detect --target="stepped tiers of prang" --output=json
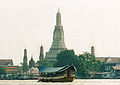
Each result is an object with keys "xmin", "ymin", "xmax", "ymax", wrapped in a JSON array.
[{"xmin": 45, "ymin": 9, "xmax": 67, "ymax": 62}]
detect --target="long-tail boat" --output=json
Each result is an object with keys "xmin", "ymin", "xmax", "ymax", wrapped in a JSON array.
[{"xmin": 38, "ymin": 65, "xmax": 76, "ymax": 82}]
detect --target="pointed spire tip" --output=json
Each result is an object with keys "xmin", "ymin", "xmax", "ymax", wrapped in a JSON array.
[{"xmin": 58, "ymin": 7, "xmax": 60, "ymax": 12}]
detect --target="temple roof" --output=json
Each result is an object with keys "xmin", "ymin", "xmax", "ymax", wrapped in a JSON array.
[
  {"xmin": 105, "ymin": 60, "xmax": 120, "ymax": 64},
  {"xmin": 112, "ymin": 66, "xmax": 120, "ymax": 70},
  {"xmin": 0, "ymin": 59, "xmax": 13, "ymax": 65},
  {"xmin": 96, "ymin": 57, "xmax": 120, "ymax": 62}
]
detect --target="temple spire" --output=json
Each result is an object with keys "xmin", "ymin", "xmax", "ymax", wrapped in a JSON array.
[
  {"xmin": 46, "ymin": 9, "xmax": 66, "ymax": 62},
  {"xmin": 23, "ymin": 48, "xmax": 28, "ymax": 72},
  {"xmin": 91, "ymin": 46, "xmax": 95, "ymax": 57},
  {"xmin": 39, "ymin": 45, "xmax": 44, "ymax": 60},
  {"xmin": 56, "ymin": 9, "xmax": 61, "ymax": 25},
  {"xmin": 58, "ymin": 8, "xmax": 59, "ymax": 12},
  {"xmin": 29, "ymin": 56, "xmax": 35, "ymax": 68}
]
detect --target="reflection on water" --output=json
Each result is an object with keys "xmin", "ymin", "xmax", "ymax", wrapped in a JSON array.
[{"xmin": 0, "ymin": 79, "xmax": 120, "ymax": 85}]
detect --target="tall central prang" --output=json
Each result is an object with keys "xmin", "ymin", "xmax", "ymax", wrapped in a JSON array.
[{"xmin": 46, "ymin": 9, "xmax": 67, "ymax": 62}]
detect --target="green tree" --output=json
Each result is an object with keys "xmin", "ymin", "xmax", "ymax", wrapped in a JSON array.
[
  {"xmin": 55, "ymin": 50, "xmax": 76, "ymax": 67},
  {"xmin": 0, "ymin": 66, "xmax": 6, "ymax": 75},
  {"xmin": 77, "ymin": 52, "xmax": 102, "ymax": 78},
  {"xmin": 55, "ymin": 50, "xmax": 102, "ymax": 78},
  {"xmin": 37, "ymin": 59, "xmax": 53, "ymax": 69},
  {"xmin": 77, "ymin": 53, "xmax": 89, "ymax": 78}
]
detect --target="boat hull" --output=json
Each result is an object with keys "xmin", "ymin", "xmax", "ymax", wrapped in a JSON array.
[
  {"xmin": 38, "ymin": 74, "xmax": 75, "ymax": 82},
  {"xmin": 38, "ymin": 76, "xmax": 75, "ymax": 82}
]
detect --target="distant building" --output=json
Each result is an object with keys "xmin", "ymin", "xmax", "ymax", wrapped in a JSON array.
[
  {"xmin": 0, "ymin": 59, "xmax": 22, "ymax": 74},
  {"xmin": 104, "ymin": 57, "xmax": 112, "ymax": 62},
  {"xmin": 0, "ymin": 59, "xmax": 13, "ymax": 65},
  {"xmin": 4, "ymin": 66, "xmax": 22, "ymax": 74},
  {"xmin": 104, "ymin": 60, "xmax": 120, "ymax": 72},
  {"xmin": 90, "ymin": 46, "xmax": 120, "ymax": 62},
  {"xmin": 93, "ymin": 58, "xmax": 120, "ymax": 78},
  {"xmin": 46, "ymin": 9, "xmax": 67, "ymax": 62},
  {"xmin": 94, "ymin": 72, "xmax": 115, "ymax": 79},
  {"xmin": 95, "ymin": 60, "xmax": 120, "ymax": 78},
  {"xmin": 90, "ymin": 46, "xmax": 120, "ymax": 78},
  {"xmin": 23, "ymin": 48, "xmax": 29, "ymax": 72},
  {"xmin": 27, "ymin": 67, "xmax": 39, "ymax": 75},
  {"xmin": 96, "ymin": 57, "xmax": 120, "ymax": 62}
]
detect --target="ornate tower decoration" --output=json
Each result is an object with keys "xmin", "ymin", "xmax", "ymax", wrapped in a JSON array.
[
  {"xmin": 91, "ymin": 46, "xmax": 95, "ymax": 57},
  {"xmin": 29, "ymin": 57, "xmax": 35, "ymax": 68},
  {"xmin": 23, "ymin": 48, "xmax": 29, "ymax": 72},
  {"xmin": 46, "ymin": 9, "xmax": 67, "ymax": 62},
  {"xmin": 39, "ymin": 45, "xmax": 44, "ymax": 60}
]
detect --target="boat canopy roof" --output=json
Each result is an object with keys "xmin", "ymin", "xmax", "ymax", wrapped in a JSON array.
[{"xmin": 39, "ymin": 65, "xmax": 75, "ymax": 73}]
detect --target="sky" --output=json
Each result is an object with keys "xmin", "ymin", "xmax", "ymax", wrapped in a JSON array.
[{"xmin": 0, "ymin": 0, "xmax": 120, "ymax": 65}]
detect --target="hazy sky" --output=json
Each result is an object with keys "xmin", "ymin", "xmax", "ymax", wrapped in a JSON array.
[{"xmin": 0, "ymin": 0, "xmax": 120, "ymax": 65}]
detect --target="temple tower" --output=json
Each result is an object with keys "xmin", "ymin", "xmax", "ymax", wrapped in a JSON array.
[
  {"xmin": 39, "ymin": 45, "xmax": 44, "ymax": 60},
  {"xmin": 29, "ymin": 57, "xmax": 35, "ymax": 68},
  {"xmin": 46, "ymin": 9, "xmax": 67, "ymax": 62},
  {"xmin": 23, "ymin": 48, "xmax": 28, "ymax": 72},
  {"xmin": 91, "ymin": 46, "xmax": 95, "ymax": 57}
]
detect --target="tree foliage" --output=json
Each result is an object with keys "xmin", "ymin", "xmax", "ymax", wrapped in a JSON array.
[
  {"xmin": 0, "ymin": 66, "xmax": 6, "ymax": 75},
  {"xmin": 37, "ymin": 59, "xmax": 53, "ymax": 69},
  {"xmin": 54, "ymin": 50, "xmax": 76, "ymax": 67},
  {"xmin": 55, "ymin": 50, "xmax": 102, "ymax": 78},
  {"xmin": 77, "ymin": 52, "xmax": 102, "ymax": 78}
]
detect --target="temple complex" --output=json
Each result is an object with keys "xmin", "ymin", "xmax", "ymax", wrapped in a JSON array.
[{"xmin": 45, "ymin": 9, "xmax": 67, "ymax": 62}]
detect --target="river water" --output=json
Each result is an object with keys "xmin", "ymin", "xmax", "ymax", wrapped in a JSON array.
[{"xmin": 0, "ymin": 79, "xmax": 120, "ymax": 85}]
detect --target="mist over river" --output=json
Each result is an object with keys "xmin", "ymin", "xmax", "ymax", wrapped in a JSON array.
[{"xmin": 0, "ymin": 79, "xmax": 120, "ymax": 85}]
